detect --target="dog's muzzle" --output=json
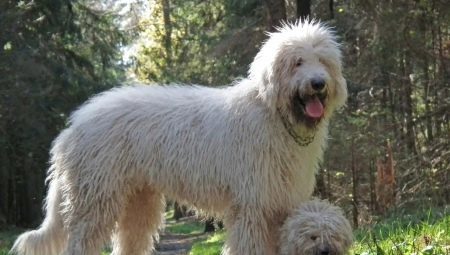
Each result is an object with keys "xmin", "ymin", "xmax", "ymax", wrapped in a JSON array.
[
  {"xmin": 315, "ymin": 245, "xmax": 335, "ymax": 255},
  {"xmin": 279, "ymin": 78, "xmax": 328, "ymax": 146},
  {"xmin": 292, "ymin": 82, "xmax": 328, "ymax": 126}
]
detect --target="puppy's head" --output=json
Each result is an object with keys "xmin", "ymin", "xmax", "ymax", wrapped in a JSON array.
[
  {"xmin": 249, "ymin": 20, "xmax": 347, "ymax": 131},
  {"xmin": 279, "ymin": 200, "xmax": 353, "ymax": 255}
]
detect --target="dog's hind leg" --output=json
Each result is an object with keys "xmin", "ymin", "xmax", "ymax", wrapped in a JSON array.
[
  {"xmin": 111, "ymin": 186, "xmax": 165, "ymax": 255},
  {"xmin": 62, "ymin": 189, "xmax": 124, "ymax": 255}
]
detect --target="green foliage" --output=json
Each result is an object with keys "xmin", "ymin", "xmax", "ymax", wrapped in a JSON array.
[
  {"xmin": 0, "ymin": 0, "xmax": 130, "ymax": 226},
  {"xmin": 135, "ymin": 0, "xmax": 265, "ymax": 85},
  {"xmin": 317, "ymin": 0, "xmax": 450, "ymax": 215}
]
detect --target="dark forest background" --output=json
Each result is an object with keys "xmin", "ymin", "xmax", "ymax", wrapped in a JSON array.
[{"xmin": 0, "ymin": 0, "xmax": 449, "ymax": 229}]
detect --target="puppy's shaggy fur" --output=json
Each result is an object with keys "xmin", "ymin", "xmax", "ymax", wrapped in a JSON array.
[
  {"xmin": 11, "ymin": 21, "xmax": 347, "ymax": 255},
  {"xmin": 280, "ymin": 200, "xmax": 353, "ymax": 255}
]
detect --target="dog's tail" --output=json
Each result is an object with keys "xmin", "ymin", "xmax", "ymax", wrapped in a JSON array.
[{"xmin": 10, "ymin": 172, "xmax": 67, "ymax": 255}]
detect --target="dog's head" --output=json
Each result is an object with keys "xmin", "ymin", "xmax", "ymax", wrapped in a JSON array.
[
  {"xmin": 249, "ymin": 20, "xmax": 347, "ymax": 133},
  {"xmin": 279, "ymin": 200, "xmax": 353, "ymax": 255}
]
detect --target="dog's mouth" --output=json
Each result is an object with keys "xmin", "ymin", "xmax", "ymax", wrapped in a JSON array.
[{"xmin": 292, "ymin": 92, "xmax": 327, "ymax": 126}]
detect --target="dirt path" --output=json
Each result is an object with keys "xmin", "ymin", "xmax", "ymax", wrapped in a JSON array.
[
  {"xmin": 155, "ymin": 218, "xmax": 209, "ymax": 255},
  {"xmin": 155, "ymin": 232, "xmax": 208, "ymax": 255}
]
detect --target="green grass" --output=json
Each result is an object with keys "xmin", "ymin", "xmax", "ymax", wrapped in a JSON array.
[
  {"xmin": 0, "ymin": 227, "xmax": 24, "ymax": 255},
  {"xmin": 165, "ymin": 208, "xmax": 175, "ymax": 220},
  {"xmin": 165, "ymin": 220, "xmax": 204, "ymax": 235},
  {"xmin": 351, "ymin": 208, "xmax": 449, "ymax": 255},
  {"xmin": 190, "ymin": 230, "xmax": 225, "ymax": 255},
  {"xmin": 163, "ymin": 209, "xmax": 204, "ymax": 235}
]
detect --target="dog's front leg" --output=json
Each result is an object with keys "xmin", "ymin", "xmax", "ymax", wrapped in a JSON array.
[{"xmin": 222, "ymin": 207, "xmax": 278, "ymax": 255}]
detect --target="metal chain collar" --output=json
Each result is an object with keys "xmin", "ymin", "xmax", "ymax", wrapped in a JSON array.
[{"xmin": 278, "ymin": 109, "xmax": 316, "ymax": 146}]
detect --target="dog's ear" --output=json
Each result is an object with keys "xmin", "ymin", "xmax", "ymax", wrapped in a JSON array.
[
  {"xmin": 250, "ymin": 47, "xmax": 291, "ymax": 113},
  {"xmin": 260, "ymin": 66, "xmax": 279, "ymax": 113},
  {"xmin": 249, "ymin": 50, "xmax": 279, "ymax": 112},
  {"xmin": 326, "ymin": 46, "xmax": 348, "ymax": 110}
]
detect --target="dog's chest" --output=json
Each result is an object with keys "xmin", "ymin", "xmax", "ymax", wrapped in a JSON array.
[{"xmin": 267, "ymin": 139, "xmax": 324, "ymax": 208}]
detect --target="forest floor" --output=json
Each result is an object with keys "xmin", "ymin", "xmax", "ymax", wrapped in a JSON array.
[
  {"xmin": 1, "ymin": 206, "xmax": 448, "ymax": 255},
  {"xmin": 0, "ymin": 215, "xmax": 209, "ymax": 255},
  {"xmin": 154, "ymin": 216, "xmax": 210, "ymax": 255}
]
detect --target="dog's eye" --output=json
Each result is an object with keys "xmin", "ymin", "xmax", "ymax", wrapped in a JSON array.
[
  {"xmin": 295, "ymin": 58, "xmax": 303, "ymax": 67},
  {"xmin": 310, "ymin": 236, "xmax": 318, "ymax": 241}
]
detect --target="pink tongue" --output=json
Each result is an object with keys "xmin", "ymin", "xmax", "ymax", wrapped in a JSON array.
[{"xmin": 305, "ymin": 97, "xmax": 324, "ymax": 118}]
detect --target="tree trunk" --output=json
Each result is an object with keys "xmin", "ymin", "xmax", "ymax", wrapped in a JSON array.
[
  {"xmin": 328, "ymin": 0, "xmax": 334, "ymax": 19},
  {"xmin": 173, "ymin": 201, "xmax": 187, "ymax": 220},
  {"xmin": 162, "ymin": 0, "xmax": 172, "ymax": 67},
  {"xmin": 420, "ymin": 11, "xmax": 433, "ymax": 141},
  {"xmin": 351, "ymin": 139, "xmax": 358, "ymax": 228},
  {"xmin": 0, "ymin": 140, "xmax": 9, "ymax": 227},
  {"xmin": 297, "ymin": 0, "xmax": 311, "ymax": 19},
  {"xmin": 314, "ymin": 167, "xmax": 327, "ymax": 199},
  {"xmin": 263, "ymin": 0, "xmax": 286, "ymax": 31},
  {"xmin": 369, "ymin": 160, "xmax": 376, "ymax": 213},
  {"xmin": 20, "ymin": 155, "xmax": 43, "ymax": 227},
  {"xmin": 437, "ymin": 22, "xmax": 448, "ymax": 136},
  {"xmin": 376, "ymin": 140, "xmax": 396, "ymax": 214},
  {"xmin": 400, "ymin": 50, "xmax": 417, "ymax": 155}
]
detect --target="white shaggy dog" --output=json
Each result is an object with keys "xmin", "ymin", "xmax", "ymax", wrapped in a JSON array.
[
  {"xmin": 279, "ymin": 200, "xmax": 353, "ymax": 255},
  {"xmin": 11, "ymin": 21, "xmax": 347, "ymax": 255}
]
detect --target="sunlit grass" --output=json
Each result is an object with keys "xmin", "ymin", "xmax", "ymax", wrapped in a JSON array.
[
  {"xmin": 165, "ymin": 220, "xmax": 204, "ymax": 235},
  {"xmin": 162, "ymin": 208, "xmax": 205, "ymax": 235},
  {"xmin": 165, "ymin": 208, "xmax": 175, "ymax": 220},
  {"xmin": 190, "ymin": 230, "xmax": 225, "ymax": 255},
  {"xmin": 350, "ymin": 208, "xmax": 449, "ymax": 255}
]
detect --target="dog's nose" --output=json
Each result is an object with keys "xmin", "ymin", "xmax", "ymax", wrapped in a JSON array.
[
  {"xmin": 319, "ymin": 246, "xmax": 330, "ymax": 255},
  {"xmin": 311, "ymin": 78, "xmax": 326, "ymax": 91}
]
